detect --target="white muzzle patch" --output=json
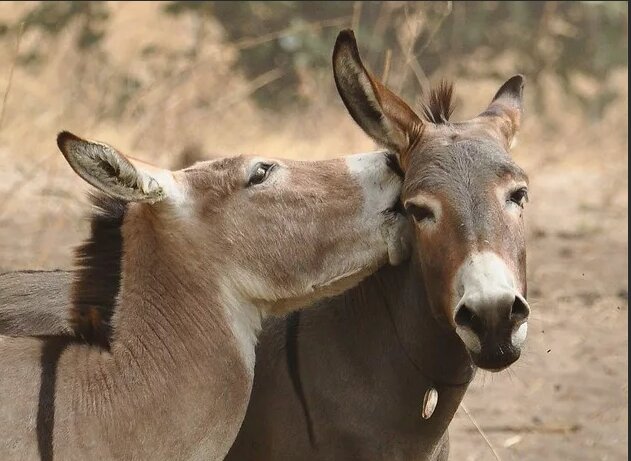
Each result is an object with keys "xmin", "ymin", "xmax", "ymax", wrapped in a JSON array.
[{"xmin": 453, "ymin": 251, "xmax": 529, "ymax": 351}]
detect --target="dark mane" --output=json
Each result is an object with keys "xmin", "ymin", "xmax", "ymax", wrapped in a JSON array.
[
  {"xmin": 70, "ymin": 193, "xmax": 127, "ymax": 347},
  {"xmin": 421, "ymin": 80, "xmax": 455, "ymax": 124}
]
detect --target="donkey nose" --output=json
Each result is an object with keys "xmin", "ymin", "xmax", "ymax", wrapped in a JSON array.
[{"xmin": 454, "ymin": 289, "xmax": 530, "ymax": 332}]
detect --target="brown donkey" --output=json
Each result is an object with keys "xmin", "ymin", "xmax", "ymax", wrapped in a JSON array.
[
  {"xmin": 225, "ymin": 29, "xmax": 532, "ymax": 460},
  {"xmin": 331, "ymin": 29, "xmax": 530, "ymax": 370},
  {"xmin": 0, "ymin": 131, "xmax": 408, "ymax": 460}
]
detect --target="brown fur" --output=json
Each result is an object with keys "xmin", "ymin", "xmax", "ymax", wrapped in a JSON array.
[
  {"xmin": 227, "ymin": 263, "xmax": 472, "ymax": 461},
  {"xmin": 0, "ymin": 270, "xmax": 73, "ymax": 337}
]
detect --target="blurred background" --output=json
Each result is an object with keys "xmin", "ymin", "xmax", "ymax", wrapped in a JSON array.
[{"xmin": 0, "ymin": 2, "xmax": 626, "ymax": 460}]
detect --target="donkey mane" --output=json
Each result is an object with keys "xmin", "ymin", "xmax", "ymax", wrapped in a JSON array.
[
  {"xmin": 69, "ymin": 193, "xmax": 126, "ymax": 347},
  {"xmin": 421, "ymin": 80, "xmax": 455, "ymax": 125}
]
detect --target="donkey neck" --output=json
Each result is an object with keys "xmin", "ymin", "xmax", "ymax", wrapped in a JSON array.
[
  {"xmin": 16, "ymin": 200, "xmax": 258, "ymax": 460},
  {"xmin": 386, "ymin": 260, "xmax": 475, "ymax": 386},
  {"xmin": 248, "ymin": 261, "xmax": 475, "ymax": 459},
  {"xmin": 110, "ymin": 202, "xmax": 259, "ymax": 375},
  {"xmin": 323, "ymin": 261, "xmax": 474, "ymax": 385}
]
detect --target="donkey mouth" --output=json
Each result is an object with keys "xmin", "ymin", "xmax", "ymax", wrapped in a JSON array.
[{"xmin": 470, "ymin": 344, "xmax": 521, "ymax": 372}]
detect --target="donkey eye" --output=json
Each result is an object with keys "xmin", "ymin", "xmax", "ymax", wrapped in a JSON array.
[
  {"xmin": 405, "ymin": 203, "xmax": 435, "ymax": 223},
  {"xmin": 508, "ymin": 187, "xmax": 529, "ymax": 207},
  {"xmin": 248, "ymin": 163, "xmax": 275, "ymax": 186}
]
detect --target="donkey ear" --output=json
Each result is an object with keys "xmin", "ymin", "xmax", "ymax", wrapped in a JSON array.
[
  {"xmin": 478, "ymin": 75, "xmax": 524, "ymax": 150},
  {"xmin": 333, "ymin": 29, "xmax": 422, "ymax": 154},
  {"xmin": 57, "ymin": 131, "xmax": 168, "ymax": 203}
]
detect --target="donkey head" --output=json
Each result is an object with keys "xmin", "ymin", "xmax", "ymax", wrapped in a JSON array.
[
  {"xmin": 57, "ymin": 131, "xmax": 408, "ymax": 316},
  {"xmin": 333, "ymin": 30, "xmax": 530, "ymax": 371}
]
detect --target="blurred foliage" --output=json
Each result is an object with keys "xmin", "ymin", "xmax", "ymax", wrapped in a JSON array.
[
  {"xmin": 3, "ymin": 1, "xmax": 627, "ymax": 117},
  {"xmin": 164, "ymin": 1, "xmax": 357, "ymax": 108},
  {"xmin": 15, "ymin": 1, "xmax": 108, "ymax": 65},
  {"xmin": 163, "ymin": 1, "xmax": 628, "ymax": 117}
]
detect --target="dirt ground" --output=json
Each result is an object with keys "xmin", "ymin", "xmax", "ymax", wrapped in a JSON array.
[{"xmin": 0, "ymin": 3, "xmax": 627, "ymax": 460}]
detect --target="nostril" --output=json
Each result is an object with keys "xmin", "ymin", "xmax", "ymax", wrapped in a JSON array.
[
  {"xmin": 511, "ymin": 296, "xmax": 530, "ymax": 322},
  {"xmin": 455, "ymin": 304, "xmax": 476, "ymax": 328}
]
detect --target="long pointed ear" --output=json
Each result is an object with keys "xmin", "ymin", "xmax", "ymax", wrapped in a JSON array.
[
  {"xmin": 332, "ymin": 29, "xmax": 422, "ymax": 154},
  {"xmin": 57, "ymin": 131, "xmax": 169, "ymax": 203},
  {"xmin": 478, "ymin": 75, "xmax": 524, "ymax": 150}
]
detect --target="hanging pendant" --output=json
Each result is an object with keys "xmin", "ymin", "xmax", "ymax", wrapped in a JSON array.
[{"xmin": 421, "ymin": 387, "xmax": 439, "ymax": 420}]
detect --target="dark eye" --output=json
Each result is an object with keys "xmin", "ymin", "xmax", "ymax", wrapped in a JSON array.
[
  {"xmin": 248, "ymin": 163, "xmax": 275, "ymax": 186},
  {"xmin": 509, "ymin": 187, "xmax": 529, "ymax": 207},
  {"xmin": 405, "ymin": 203, "xmax": 435, "ymax": 223}
]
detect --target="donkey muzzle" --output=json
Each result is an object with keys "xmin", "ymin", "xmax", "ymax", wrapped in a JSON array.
[{"xmin": 452, "ymin": 252, "xmax": 530, "ymax": 371}]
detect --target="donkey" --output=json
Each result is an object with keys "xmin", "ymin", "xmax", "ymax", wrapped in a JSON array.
[
  {"xmin": 0, "ymin": 30, "xmax": 531, "ymax": 460},
  {"xmin": 225, "ymin": 30, "xmax": 532, "ymax": 460},
  {"xmin": 0, "ymin": 130, "xmax": 408, "ymax": 460}
]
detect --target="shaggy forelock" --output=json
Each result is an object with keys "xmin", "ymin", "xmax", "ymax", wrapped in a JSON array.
[{"xmin": 420, "ymin": 81, "xmax": 456, "ymax": 125}]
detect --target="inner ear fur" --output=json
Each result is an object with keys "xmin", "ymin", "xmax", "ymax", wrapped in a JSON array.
[
  {"xmin": 57, "ymin": 131, "xmax": 166, "ymax": 203},
  {"xmin": 477, "ymin": 75, "xmax": 525, "ymax": 150},
  {"xmin": 332, "ymin": 29, "xmax": 422, "ymax": 154}
]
